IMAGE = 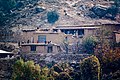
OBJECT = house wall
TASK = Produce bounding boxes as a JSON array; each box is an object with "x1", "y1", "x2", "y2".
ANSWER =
[
  {"x1": 21, "y1": 45, "x2": 59, "y2": 53},
  {"x1": 21, "y1": 46, "x2": 31, "y2": 53},
  {"x1": 67, "y1": 34, "x2": 78, "y2": 44},
  {"x1": 22, "y1": 31, "x2": 34, "y2": 42},
  {"x1": 21, "y1": 28, "x2": 99, "y2": 45},
  {"x1": 115, "y1": 33, "x2": 120, "y2": 43},
  {"x1": 100, "y1": 24, "x2": 120, "y2": 43},
  {"x1": 101, "y1": 24, "x2": 120, "y2": 32},
  {"x1": 33, "y1": 33, "x2": 66, "y2": 44},
  {"x1": 83, "y1": 29, "x2": 98, "y2": 39}
]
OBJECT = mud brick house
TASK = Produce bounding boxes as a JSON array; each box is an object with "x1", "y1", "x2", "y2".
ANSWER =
[{"x1": 20, "y1": 25, "x2": 100, "y2": 53}]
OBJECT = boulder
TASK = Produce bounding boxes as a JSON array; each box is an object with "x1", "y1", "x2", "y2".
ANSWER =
[
  {"x1": 35, "y1": 6, "x2": 45, "y2": 14},
  {"x1": 90, "y1": 5, "x2": 108, "y2": 18},
  {"x1": 86, "y1": 11, "x2": 99, "y2": 19}
]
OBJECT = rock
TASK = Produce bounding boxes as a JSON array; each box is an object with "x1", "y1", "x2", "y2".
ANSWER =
[
  {"x1": 44, "y1": 0, "x2": 59, "y2": 3},
  {"x1": 35, "y1": 6, "x2": 45, "y2": 14},
  {"x1": 86, "y1": 11, "x2": 99, "y2": 19},
  {"x1": 105, "y1": 13, "x2": 115, "y2": 20},
  {"x1": 90, "y1": 5, "x2": 108, "y2": 18},
  {"x1": 78, "y1": 5, "x2": 88, "y2": 11}
]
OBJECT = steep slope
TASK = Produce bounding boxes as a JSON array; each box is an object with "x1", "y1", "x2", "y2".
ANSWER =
[{"x1": 3, "y1": 0, "x2": 119, "y2": 30}]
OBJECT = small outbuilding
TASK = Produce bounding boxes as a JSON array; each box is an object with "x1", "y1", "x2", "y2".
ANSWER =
[{"x1": 0, "y1": 50, "x2": 14, "y2": 58}]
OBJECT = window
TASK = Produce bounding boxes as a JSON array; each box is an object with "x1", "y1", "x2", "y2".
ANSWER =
[
  {"x1": 38, "y1": 35, "x2": 46, "y2": 43},
  {"x1": 78, "y1": 29, "x2": 84, "y2": 35},
  {"x1": 31, "y1": 45, "x2": 36, "y2": 51}
]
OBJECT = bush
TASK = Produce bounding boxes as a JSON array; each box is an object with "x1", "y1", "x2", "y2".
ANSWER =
[
  {"x1": 41, "y1": 67, "x2": 49, "y2": 76},
  {"x1": 69, "y1": 71, "x2": 81, "y2": 80},
  {"x1": 80, "y1": 55, "x2": 101, "y2": 80},
  {"x1": 50, "y1": 71, "x2": 59, "y2": 80},
  {"x1": 47, "y1": 11, "x2": 59, "y2": 24},
  {"x1": 58, "y1": 72, "x2": 72, "y2": 80},
  {"x1": 82, "y1": 36, "x2": 97, "y2": 54},
  {"x1": 113, "y1": 0, "x2": 120, "y2": 7},
  {"x1": 52, "y1": 64, "x2": 63, "y2": 73},
  {"x1": 95, "y1": 41, "x2": 120, "y2": 74},
  {"x1": 12, "y1": 59, "x2": 41, "y2": 80}
]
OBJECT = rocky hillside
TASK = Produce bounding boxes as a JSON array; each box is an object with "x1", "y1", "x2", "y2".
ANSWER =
[{"x1": 1, "y1": 0, "x2": 120, "y2": 30}]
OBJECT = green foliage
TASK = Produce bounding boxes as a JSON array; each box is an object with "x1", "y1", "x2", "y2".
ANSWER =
[
  {"x1": 52, "y1": 64, "x2": 63, "y2": 73},
  {"x1": 107, "y1": 5, "x2": 119, "y2": 18},
  {"x1": 80, "y1": 55, "x2": 101, "y2": 80},
  {"x1": 58, "y1": 72, "x2": 72, "y2": 80},
  {"x1": 47, "y1": 76, "x2": 55, "y2": 80},
  {"x1": 12, "y1": 59, "x2": 41, "y2": 80},
  {"x1": 41, "y1": 67, "x2": 49, "y2": 76},
  {"x1": 47, "y1": 11, "x2": 59, "y2": 24},
  {"x1": 69, "y1": 71, "x2": 81, "y2": 80},
  {"x1": 0, "y1": 0, "x2": 16, "y2": 11},
  {"x1": 11, "y1": 58, "x2": 103, "y2": 80},
  {"x1": 110, "y1": 0, "x2": 120, "y2": 14},
  {"x1": 82, "y1": 36, "x2": 97, "y2": 54},
  {"x1": 0, "y1": 0, "x2": 16, "y2": 26},
  {"x1": 113, "y1": 0, "x2": 120, "y2": 7},
  {"x1": 50, "y1": 71, "x2": 59, "y2": 79}
]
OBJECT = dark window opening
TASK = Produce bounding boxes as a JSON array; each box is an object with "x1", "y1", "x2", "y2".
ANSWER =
[
  {"x1": 31, "y1": 45, "x2": 36, "y2": 51},
  {"x1": 61, "y1": 29, "x2": 84, "y2": 35},
  {"x1": 47, "y1": 46, "x2": 53, "y2": 53},
  {"x1": 78, "y1": 29, "x2": 84, "y2": 35}
]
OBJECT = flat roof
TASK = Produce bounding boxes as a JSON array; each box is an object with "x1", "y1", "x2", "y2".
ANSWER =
[
  {"x1": 21, "y1": 43, "x2": 58, "y2": 46},
  {"x1": 57, "y1": 25, "x2": 101, "y2": 27},
  {"x1": 34, "y1": 31, "x2": 59, "y2": 34},
  {"x1": 113, "y1": 31, "x2": 120, "y2": 34},
  {"x1": 55, "y1": 26, "x2": 100, "y2": 30},
  {"x1": 0, "y1": 50, "x2": 12, "y2": 54},
  {"x1": 22, "y1": 29, "x2": 36, "y2": 32}
]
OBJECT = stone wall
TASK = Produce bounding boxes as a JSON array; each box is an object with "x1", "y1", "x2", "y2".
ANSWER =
[{"x1": 21, "y1": 53, "x2": 91, "y2": 64}]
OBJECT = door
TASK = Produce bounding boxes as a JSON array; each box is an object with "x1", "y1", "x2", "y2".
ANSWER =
[{"x1": 47, "y1": 46, "x2": 53, "y2": 53}]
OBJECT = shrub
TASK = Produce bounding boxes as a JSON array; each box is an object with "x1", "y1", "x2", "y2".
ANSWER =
[
  {"x1": 113, "y1": 0, "x2": 120, "y2": 7},
  {"x1": 47, "y1": 76, "x2": 55, "y2": 80},
  {"x1": 95, "y1": 41, "x2": 120, "y2": 74},
  {"x1": 82, "y1": 36, "x2": 97, "y2": 54},
  {"x1": 41, "y1": 67, "x2": 49, "y2": 76},
  {"x1": 52, "y1": 64, "x2": 63, "y2": 73},
  {"x1": 80, "y1": 55, "x2": 101, "y2": 80},
  {"x1": 47, "y1": 11, "x2": 59, "y2": 24},
  {"x1": 12, "y1": 59, "x2": 41, "y2": 80},
  {"x1": 49, "y1": 70, "x2": 59, "y2": 80},
  {"x1": 69, "y1": 71, "x2": 81, "y2": 80},
  {"x1": 58, "y1": 72, "x2": 72, "y2": 80}
]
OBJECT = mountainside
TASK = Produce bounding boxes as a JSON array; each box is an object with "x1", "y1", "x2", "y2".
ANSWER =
[{"x1": 0, "y1": 0, "x2": 120, "y2": 30}]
